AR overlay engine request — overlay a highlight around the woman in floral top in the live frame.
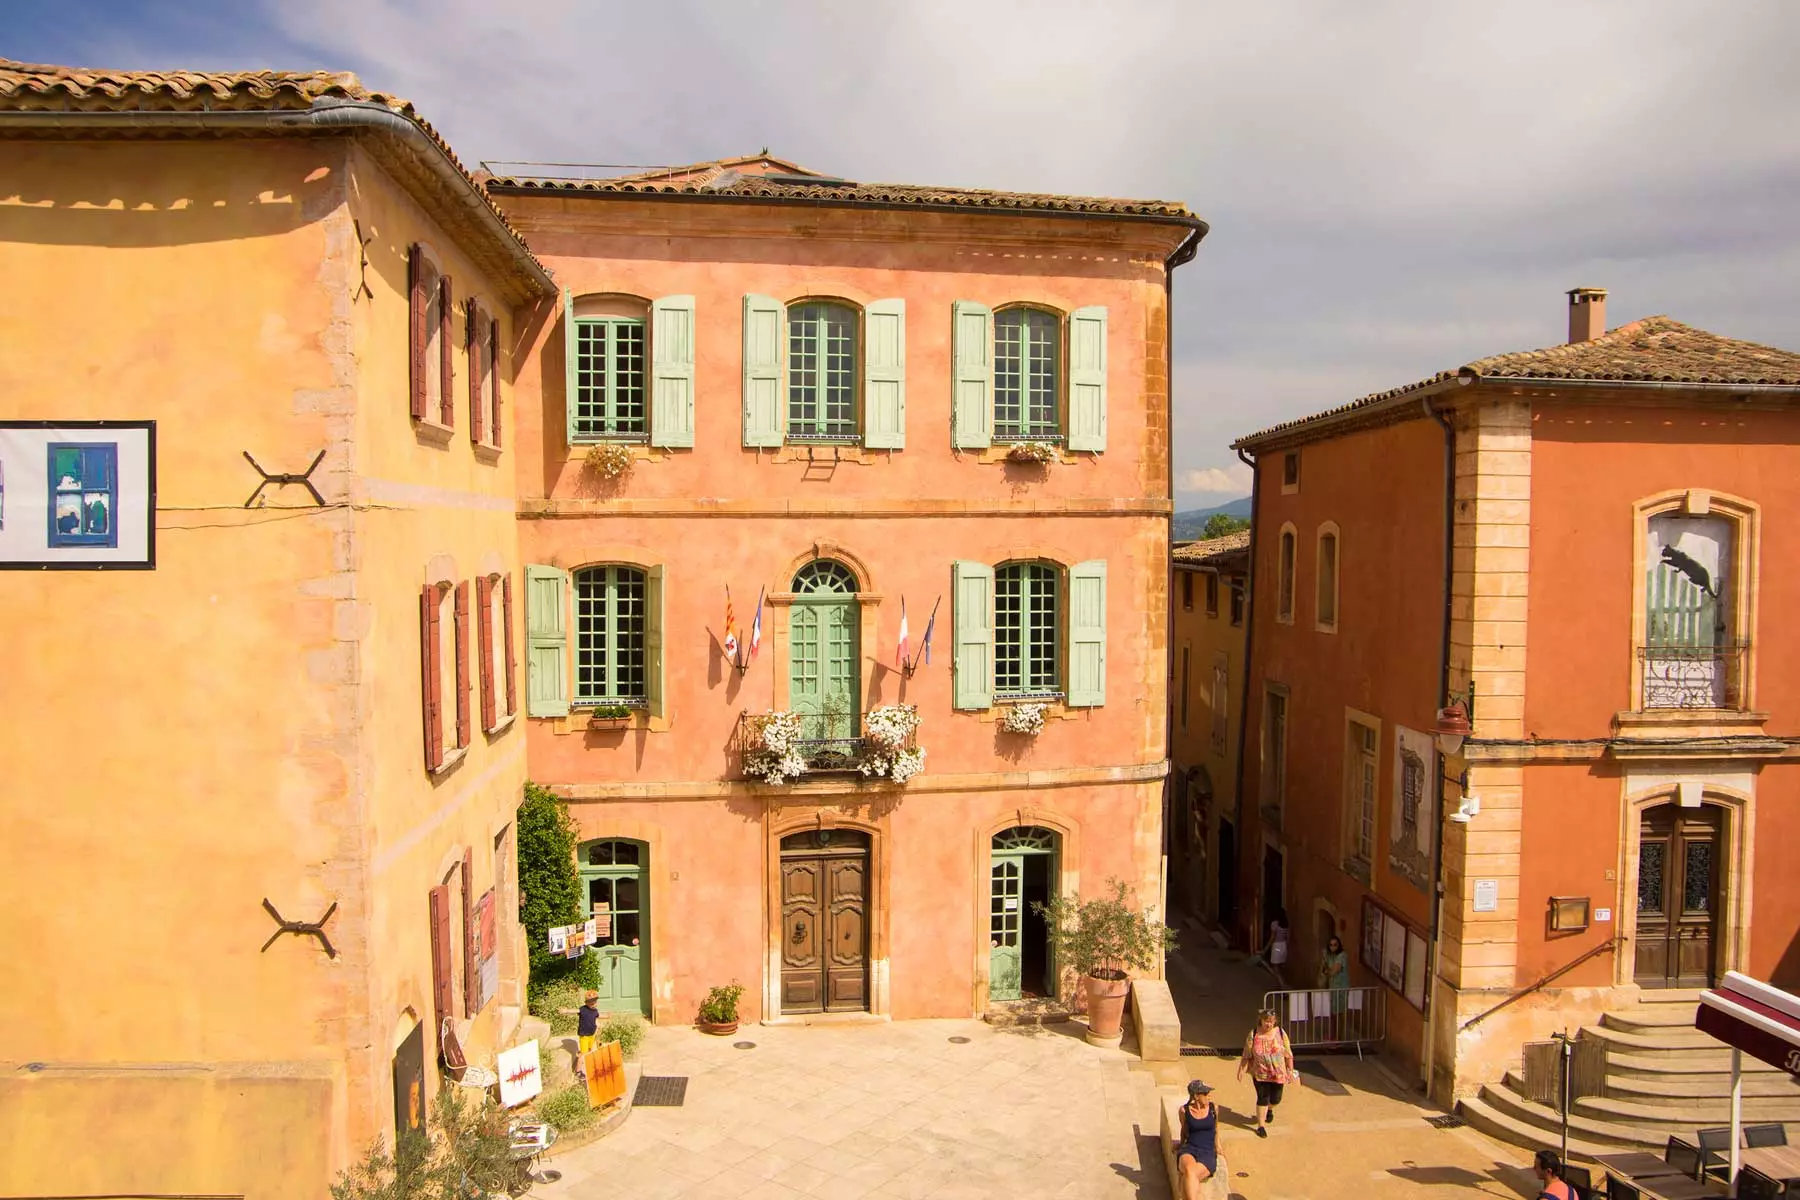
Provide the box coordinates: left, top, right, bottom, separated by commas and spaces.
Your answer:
1236, 1009, 1298, 1137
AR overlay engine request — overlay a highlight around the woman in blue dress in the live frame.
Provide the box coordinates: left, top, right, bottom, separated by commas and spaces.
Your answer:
1177, 1079, 1219, 1195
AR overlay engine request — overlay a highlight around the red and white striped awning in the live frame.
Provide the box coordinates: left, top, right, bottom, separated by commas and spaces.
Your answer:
1697, 972, 1800, 1076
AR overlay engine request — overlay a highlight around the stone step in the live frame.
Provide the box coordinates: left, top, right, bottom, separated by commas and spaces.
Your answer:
1606, 1072, 1800, 1104
1458, 1094, 1624, 1163
1607, 1050, 1787, 1080
1603, 1007, 1702, 1035
1575, 1094, 1800, 1129
1480, 1083, 1663, 1151
1637, 989, 1705, 1005
1582, 1024, 1725, 1058
984, 998, 1076, 1027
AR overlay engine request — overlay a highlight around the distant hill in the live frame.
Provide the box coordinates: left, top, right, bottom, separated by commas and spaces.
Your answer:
1173, 496, 1252, 541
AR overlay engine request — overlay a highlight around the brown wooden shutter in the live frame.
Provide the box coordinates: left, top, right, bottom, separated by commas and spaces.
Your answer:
477, 575, 496, 731
428, 884, 453, 1041
461, 848, 477, 1018
438, 274, 456, 426
489, 318, 503, 449
408, 245, 428, 420
454, 580, 471, 749
501, 573, 517, 717
467, 301, 485, 445
420, 584, 443, 772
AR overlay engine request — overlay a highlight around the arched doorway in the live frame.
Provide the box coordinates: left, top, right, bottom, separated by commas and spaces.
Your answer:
789, 560, 860, 750
779, 828, 870, 1014
579, 839, 649, 1015
989, 826, 1059, 1001
1634, 803, 1724, 988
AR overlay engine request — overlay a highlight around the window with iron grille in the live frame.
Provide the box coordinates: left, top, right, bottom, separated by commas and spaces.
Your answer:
1400, 750, 1424, 844
995, 562, 1060, 696
787, 302, 858, 439
993, 308, 1060, 440
572, 318, 647, 440
574, 565, 647, 704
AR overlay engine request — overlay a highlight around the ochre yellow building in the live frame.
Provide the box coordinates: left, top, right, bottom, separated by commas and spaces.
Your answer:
0, 62, 552, 1197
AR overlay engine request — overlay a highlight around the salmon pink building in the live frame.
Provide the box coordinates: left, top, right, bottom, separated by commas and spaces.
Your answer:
1230, 289, 1800, 1136
490, 156, 1205, 1024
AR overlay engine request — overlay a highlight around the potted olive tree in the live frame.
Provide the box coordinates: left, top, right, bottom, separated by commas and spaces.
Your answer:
1035, 879, 1177, 1046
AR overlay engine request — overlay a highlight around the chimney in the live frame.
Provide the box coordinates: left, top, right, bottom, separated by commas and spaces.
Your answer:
1567, 287, 1608, 343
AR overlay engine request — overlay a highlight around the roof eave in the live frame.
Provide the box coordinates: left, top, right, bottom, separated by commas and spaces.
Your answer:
1232, 374, 1469, 454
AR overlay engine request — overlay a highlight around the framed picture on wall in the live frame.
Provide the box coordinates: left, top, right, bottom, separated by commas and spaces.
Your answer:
1382, 914, 1406, 990
1360, 897, 1383, 973
0, 421, 156, 569
1404, 928, 1429, 1011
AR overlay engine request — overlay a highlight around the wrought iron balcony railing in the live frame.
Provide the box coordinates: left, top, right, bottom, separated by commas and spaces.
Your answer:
792, 737, 868, 773
1638, 642, 1749, 711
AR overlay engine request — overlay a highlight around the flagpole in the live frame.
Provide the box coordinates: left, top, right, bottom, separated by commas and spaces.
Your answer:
908, 596, 941, 675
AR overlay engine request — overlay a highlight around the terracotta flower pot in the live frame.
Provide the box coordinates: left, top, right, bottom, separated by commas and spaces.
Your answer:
1083, 971, 1130, 1042
697, 1020, 738, 1036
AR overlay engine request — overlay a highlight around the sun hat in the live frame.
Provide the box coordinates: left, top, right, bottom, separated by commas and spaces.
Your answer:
1187, 1080, 1214, 1096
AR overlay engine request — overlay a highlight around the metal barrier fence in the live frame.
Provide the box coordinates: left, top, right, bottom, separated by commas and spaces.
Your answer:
1260, 986, 1386, 1058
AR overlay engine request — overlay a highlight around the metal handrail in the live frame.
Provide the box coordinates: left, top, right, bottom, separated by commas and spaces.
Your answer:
1459, 937, 1622, 1032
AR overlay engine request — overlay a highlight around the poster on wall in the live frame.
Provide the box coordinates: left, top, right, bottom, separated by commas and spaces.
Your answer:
473, 890, 499, 1013
0, 421, 156, 570
391, 1021, 427, 1141
497, 1040, 543, 1108
1382, 914, 1406, 990
1404, 929, 1429, 1011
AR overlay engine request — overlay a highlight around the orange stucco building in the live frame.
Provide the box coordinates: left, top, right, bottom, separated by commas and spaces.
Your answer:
0, 63, 551, 1197
1229, 288, 1800, 1109
488, 156, 1205, 1025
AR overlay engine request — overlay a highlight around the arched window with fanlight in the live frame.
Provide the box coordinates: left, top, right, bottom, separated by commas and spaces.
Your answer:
789, 559, 861, 743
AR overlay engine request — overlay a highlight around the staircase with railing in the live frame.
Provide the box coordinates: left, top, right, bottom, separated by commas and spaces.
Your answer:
1458, 990, 1800, 1159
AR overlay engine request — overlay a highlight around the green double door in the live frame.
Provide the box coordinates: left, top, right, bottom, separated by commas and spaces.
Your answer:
580, 839, 649, 1015
789, 595, 859, 743
989, 827, 1058, 1002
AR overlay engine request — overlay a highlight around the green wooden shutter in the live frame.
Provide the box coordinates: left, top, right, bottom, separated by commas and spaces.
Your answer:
650, 295, 696, 448
1067, 558, 1108, 706
951, 301, 992, 449
953, 560, 995, 710
742, 293, 783, 447
562, 288, 579, 447
1067, 306, 1109, 452
525, 564, 569, 718
863, 298, 906, 449
645, 565, 666, 720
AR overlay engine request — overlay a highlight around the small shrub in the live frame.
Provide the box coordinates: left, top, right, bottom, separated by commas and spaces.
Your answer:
599, 1013, 645, 1060
531, 977, 584, 1036
587, 702, 636, 720
698, 983, 744, 1024
583, 441, 635, 479
537, 1083, 597, 1133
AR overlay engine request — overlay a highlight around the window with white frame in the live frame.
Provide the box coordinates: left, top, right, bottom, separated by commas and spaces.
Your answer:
1642, 509, 1741, 709
993, 307, 1061, 441
1345, 718, 1377, 871
477, 571, 516, 731
1316, 526, 1339, 631
466, 300, 502, 450
408, 245, 453, 426
419, 573, 470, 772
1277, 526, 1297, 623
574, 566, 648, 705
996, 561, 1061, 697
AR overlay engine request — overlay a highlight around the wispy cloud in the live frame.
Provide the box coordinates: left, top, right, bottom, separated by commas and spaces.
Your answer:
1179, 464, 1253, 498
17, 0, 1799, 495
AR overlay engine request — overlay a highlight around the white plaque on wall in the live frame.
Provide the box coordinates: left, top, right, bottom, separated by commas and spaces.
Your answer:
1472, 880, 1499, 913
1595, 908, 1613, 923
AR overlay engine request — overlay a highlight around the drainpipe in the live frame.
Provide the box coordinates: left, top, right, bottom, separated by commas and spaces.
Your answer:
1230, 445, 1260, 945
1423, 397, 1457, 1096
1160, 225, 1204, 945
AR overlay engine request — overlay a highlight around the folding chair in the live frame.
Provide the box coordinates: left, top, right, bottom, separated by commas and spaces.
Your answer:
1563, 1163, 1595, 1200
1737, 1167, 1785, 1200
1747, 1124, 1789, 1149
1666, 1137, 1705, 1182
1696, 1127, 1734, 1183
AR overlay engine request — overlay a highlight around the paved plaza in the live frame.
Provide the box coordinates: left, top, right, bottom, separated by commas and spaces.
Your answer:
536, 942, 1540, 1199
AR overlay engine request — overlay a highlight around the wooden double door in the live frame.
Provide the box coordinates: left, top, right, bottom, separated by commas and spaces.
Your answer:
779, 829, 870, 1014
1634, 804, 1723, 989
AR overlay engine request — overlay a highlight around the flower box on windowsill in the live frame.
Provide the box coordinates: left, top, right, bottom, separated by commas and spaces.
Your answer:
585, 704, 641, 730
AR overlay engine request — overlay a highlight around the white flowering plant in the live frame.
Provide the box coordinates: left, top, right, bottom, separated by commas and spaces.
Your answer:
860, 704, 925, 784
743, 710, 807, 785
1004, 441, 1059, 465
998, 701, 1049, 736
583, 442, 636, 479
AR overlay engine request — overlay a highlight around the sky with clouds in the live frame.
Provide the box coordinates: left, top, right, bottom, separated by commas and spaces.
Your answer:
12, 1, 1799, 507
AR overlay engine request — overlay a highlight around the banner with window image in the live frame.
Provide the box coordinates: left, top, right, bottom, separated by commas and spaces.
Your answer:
0, 421, 156, 569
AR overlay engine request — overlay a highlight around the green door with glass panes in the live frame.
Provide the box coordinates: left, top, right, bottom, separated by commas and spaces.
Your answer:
988, 827, 1058, 1002
579, 839, 649, 1015
788, 561, 860, 748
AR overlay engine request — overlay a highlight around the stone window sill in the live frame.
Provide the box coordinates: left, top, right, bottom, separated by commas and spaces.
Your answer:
771, 443, 882, 465
483, 712, 517, 738
565, 443, 670, 465
548, 709, 672, 735
430, 745, 468, 776
414, 418, 456, 447
1612, 708, 1769, 738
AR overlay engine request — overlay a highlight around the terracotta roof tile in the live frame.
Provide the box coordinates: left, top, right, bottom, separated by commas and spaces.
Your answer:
488, 153, 1199, 222
0, 58, 551, 296
1172, 529, 1251, 565
1235, 316, 1800, 448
